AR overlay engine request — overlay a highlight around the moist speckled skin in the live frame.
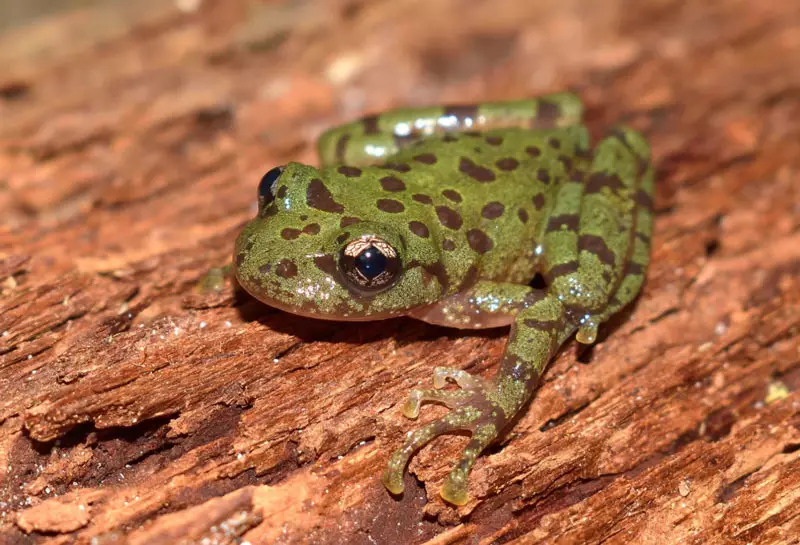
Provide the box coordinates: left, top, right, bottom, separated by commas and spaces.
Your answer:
234, 93, 655, 505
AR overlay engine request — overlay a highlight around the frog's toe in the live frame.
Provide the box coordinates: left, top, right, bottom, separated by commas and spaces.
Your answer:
402, 387, 471, 419
576, 319, 599, 344
383, 409, 474, 495
402, 366, 489, 418
440, 423, 497, 505
195, 265, 232, 294
432, 366, 488, 390
440, 473, 470, 506
384, 372, 504, 505
382, 461, 406, 495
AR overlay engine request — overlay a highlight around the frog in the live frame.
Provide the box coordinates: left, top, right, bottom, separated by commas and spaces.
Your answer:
233, 92, 654, 506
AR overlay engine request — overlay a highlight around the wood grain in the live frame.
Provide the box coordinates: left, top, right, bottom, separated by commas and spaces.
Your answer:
1, 0, 798, 543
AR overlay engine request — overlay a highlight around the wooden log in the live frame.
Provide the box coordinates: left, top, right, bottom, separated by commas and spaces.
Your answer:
1, 0, 798, 543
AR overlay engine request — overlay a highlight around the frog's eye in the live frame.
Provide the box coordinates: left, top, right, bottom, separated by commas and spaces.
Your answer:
257, 166, 284, 208
339, 235, 401, 293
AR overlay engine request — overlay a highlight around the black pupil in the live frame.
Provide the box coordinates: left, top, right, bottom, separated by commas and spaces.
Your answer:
354, 246, 387, 280
258, 166, 283, 206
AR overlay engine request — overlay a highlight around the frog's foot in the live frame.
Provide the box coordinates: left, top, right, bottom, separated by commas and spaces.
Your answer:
195, 265, 232, 294
382, 366, 503, 506
576, 319, 599, 344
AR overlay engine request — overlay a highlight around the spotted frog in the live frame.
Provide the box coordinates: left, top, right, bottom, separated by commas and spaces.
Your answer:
233, 93, 654, 505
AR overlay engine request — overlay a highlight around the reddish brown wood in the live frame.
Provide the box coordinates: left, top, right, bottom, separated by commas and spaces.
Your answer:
1, 1, 798, 543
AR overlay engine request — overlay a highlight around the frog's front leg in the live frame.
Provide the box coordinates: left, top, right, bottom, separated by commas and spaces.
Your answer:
383, 281, 574, 505
195, 263, 234, 294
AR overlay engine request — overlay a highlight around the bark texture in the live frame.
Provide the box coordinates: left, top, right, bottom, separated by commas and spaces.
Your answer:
1, 1, 799, 543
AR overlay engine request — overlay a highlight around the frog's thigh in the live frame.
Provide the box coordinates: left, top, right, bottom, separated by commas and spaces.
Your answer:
408, 281, 534, 329
317, 93, 584, 167
594, 129, 655, 321
543, 127, 653, 344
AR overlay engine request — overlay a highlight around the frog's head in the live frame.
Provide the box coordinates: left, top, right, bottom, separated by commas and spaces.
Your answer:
234, 163, 448, 320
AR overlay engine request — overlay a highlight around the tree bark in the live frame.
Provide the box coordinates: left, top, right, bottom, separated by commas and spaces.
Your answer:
1, 0, 798, 543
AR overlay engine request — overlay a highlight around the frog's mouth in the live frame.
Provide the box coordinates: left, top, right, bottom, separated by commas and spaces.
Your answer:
244, 287, 404, 322
235, 266, 404, 323
259, 297, 401, 322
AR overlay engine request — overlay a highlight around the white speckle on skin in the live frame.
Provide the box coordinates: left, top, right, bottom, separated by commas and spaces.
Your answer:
415, 117, 437, 134
437, 115, 458, 129
199, 321, 207, 329
365, 144, 387, 157
394, 123, 411, 137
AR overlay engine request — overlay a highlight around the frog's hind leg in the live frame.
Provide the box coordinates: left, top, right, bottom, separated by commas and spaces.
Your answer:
588, 129, 655, 324
318, 93, 584, 167
543, 126, 654, 344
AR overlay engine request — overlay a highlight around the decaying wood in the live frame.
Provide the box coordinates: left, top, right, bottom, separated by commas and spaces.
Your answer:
1, 1, 798, 543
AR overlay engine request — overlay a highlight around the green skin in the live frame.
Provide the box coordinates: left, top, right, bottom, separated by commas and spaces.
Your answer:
233, 93, 654, 505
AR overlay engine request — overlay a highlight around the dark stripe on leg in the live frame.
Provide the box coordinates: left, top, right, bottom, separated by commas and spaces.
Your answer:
362, 115, 380, 134
544, 261, 579, 283
335, 134, 350, 163
578, 234, 617, 266
523, 318, 562, 331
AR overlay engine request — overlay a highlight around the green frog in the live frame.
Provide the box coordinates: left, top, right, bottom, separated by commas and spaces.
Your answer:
233, 93, 654, 505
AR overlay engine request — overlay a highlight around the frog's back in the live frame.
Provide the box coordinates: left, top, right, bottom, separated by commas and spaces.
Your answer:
349, 125, 593, 284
